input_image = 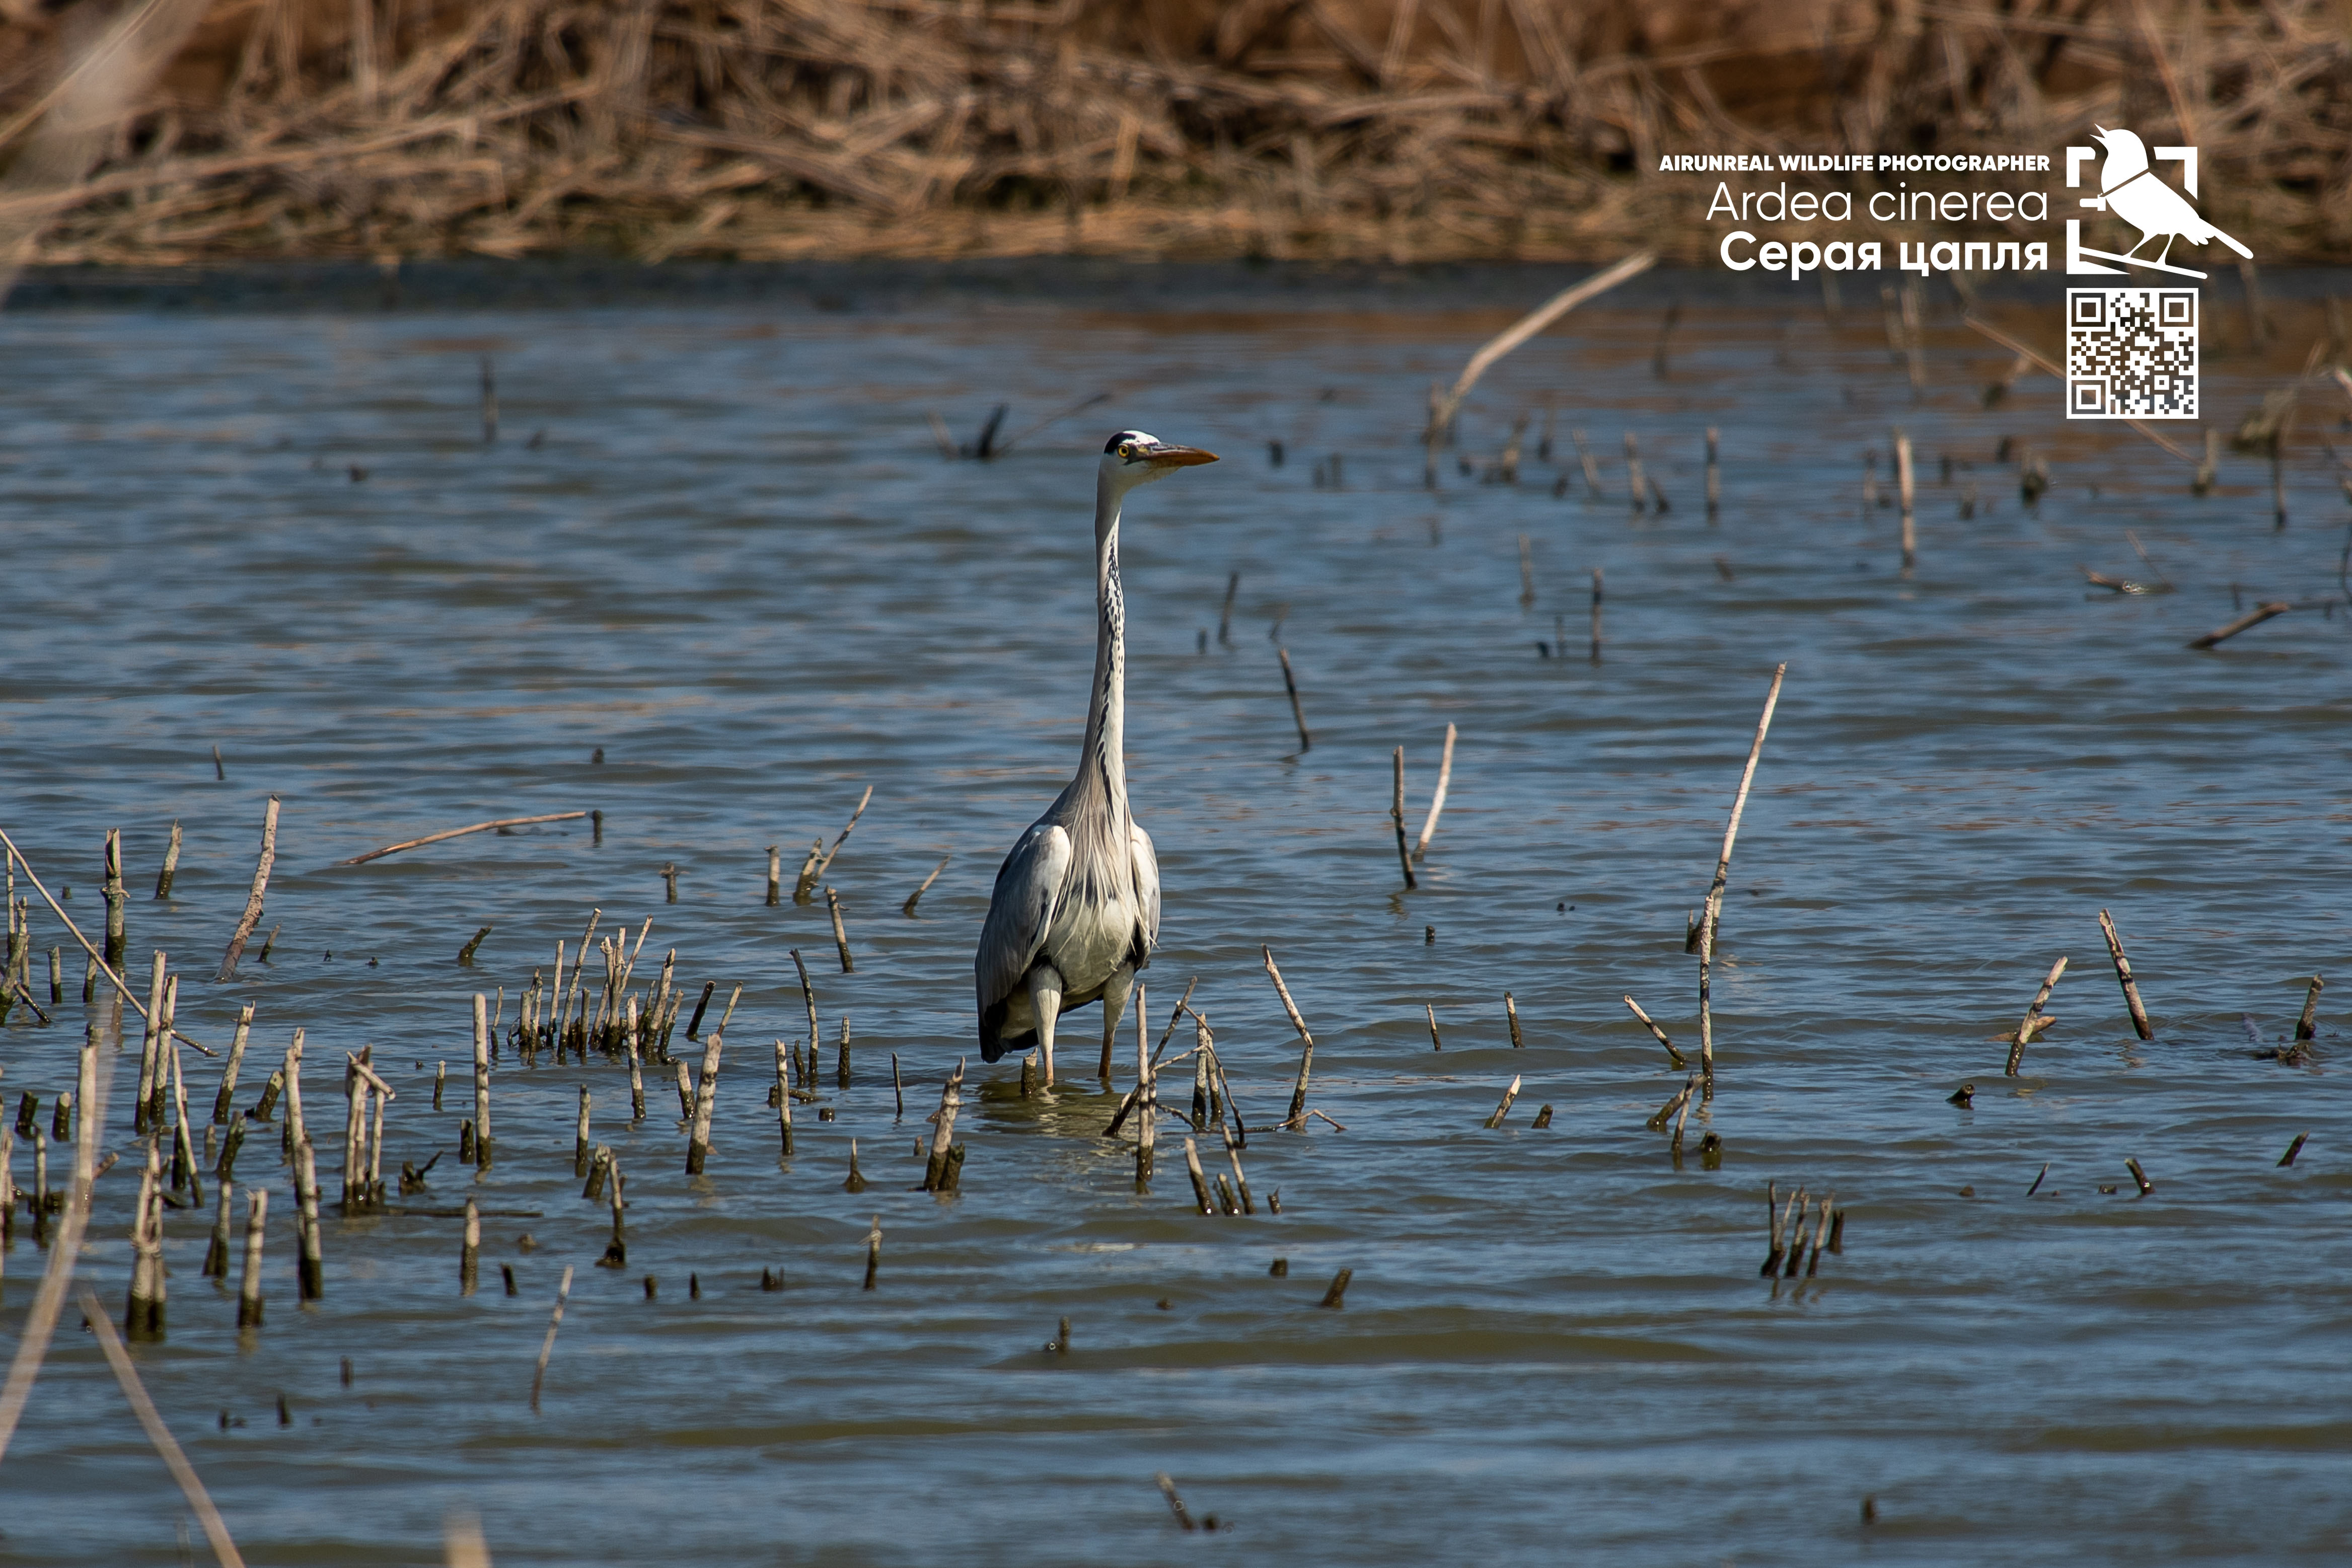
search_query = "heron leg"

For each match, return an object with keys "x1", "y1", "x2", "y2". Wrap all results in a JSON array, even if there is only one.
[
  {"x1": 2154, "y1": 232, "x2": 2176, "y2": 268},
  {"x1": 1097, "y1": 964, "x2": 1136, "y2": 1084},
  {"x1": 1027, "y1": 964, "x2": 1064, "y2": 1087}
]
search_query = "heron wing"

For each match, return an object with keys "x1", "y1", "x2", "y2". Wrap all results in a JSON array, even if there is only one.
[
  {"x1": 1129, "y1": 819, "x2": 1160, "y2": 967},
  {"x1": 975, "y1": 821, "x2": 1073, "y2": 1049}
]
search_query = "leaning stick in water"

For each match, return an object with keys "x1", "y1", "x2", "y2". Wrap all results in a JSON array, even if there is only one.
[
  {"x1": 2295, "y1": 975, "x2": 2324, "y2": 1042},
  {"x1": 529, "y1": 1265, "x2": 575, "y2": 1411},
  {"x1": 1423, "y1": 252, "x2": 1658, "y2": 485},
  {"x1": 1261, "y1": 952, "x2": 1319, "y2": 1130},
  {"x1": 825, "y1": 886, "x2": 855, "y2": 973},
  {"x1": 1697, "y1": 664, "x2": 1787, "y2": 1082},
  {"x1": 1484, "y1": 1074, "x2": 1522, "y2": 1129},
  {"x1": 903, "y1": 855, "x2": 950, "y2": 917},
  {"x1": 810, "y1": 786, "x2": 874, "y2": 885},
  {"x1": 1622, "y1": 995, "x2": 1688, "y2": 1069},
  {"x1": 0, "y1": 1016, "x2": 109, "y2": 1465},
  {"x1": 2187, "y1": 602, "x2": 2290, "y2": 649},
  {"x1": 2097, "y1": 910, "x2": 2155, "y2": 1040},
  {"x1": 2005, "y1": 957, "x2": 2068, "y2": 1076},
  {"x1": 1413, "y1": 724, "x2": 1456, "y2": 860},
  {"x1": 342, "y1": 811, "x2": 585, "y2": 866},
  {"x1": 1278, "y1": 648, "x2": 1312, "y2": 753},
  {"x1": 1390, "y1": 748, "x2": 1417, "y2": 890},
  {"x1": 76, "y1": 1288, "x2": 248, "y2": 1567},
  {"x1": 216, "y1": 796, "x2": 280, "y2": 980}
]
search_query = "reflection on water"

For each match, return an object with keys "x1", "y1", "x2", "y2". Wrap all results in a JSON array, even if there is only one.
[{"x1": 1, "y1": 271, "x2": 2348, "y2": 1565}]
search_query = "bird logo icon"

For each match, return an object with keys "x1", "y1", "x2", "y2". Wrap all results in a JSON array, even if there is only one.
[{"x1": 2069, "y1": 126, "x2": 2248, "y2": 278}]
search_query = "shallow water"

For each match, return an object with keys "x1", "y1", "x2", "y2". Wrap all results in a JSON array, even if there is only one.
[{"x1": 1, "y1": 268, "x2": 2349, "y2": 1566}]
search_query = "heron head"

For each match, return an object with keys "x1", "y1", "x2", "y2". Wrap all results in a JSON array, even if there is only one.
[{"x1": 1101, "y1": 428, "x2": 1219, "y2": 492}]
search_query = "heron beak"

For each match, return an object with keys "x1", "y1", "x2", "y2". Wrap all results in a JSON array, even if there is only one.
[{"x1": 1146, "y1": 445, "x2": 1219, "y2": 470}]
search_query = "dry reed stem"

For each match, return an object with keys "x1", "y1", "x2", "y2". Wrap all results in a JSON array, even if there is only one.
[
  {"x1": 342, "y1": 810, "x2": 586, "y2": 864},
  {"x1": 216, "y1": 795, "x2": 279, "y2": 979},
  {"x1": 1697, "y1": 663, "x2": 1786, "y2": 1081},
  {"x1": 74, "y1": 1288, "x2": 247, "y2": 1567},
  {"x1": 0, "y1": 1021, "x2": 108, "y2": 1465},
  {"x1": 1412, "y1": 723, "x2": 1455, "y2": 860}
]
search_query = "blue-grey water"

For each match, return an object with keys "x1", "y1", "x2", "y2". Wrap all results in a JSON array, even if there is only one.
[{"x1": 1, "y1": 268, "x2": 2348, "y2": 1565}]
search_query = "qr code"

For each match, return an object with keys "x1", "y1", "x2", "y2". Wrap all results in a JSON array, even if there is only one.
[{"x1": 2066, "y1": 288, "x2": 2197, "y2": 419}]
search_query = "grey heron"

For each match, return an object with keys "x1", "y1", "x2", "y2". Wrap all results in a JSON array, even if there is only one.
[{"x1": 975, "y1": 428, "x2": 1219, "y2": 1082}]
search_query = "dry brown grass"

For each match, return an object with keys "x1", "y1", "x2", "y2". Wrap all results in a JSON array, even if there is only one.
[{"x1": 0, "y1": 0, "x2": 2345, "y2": 266}]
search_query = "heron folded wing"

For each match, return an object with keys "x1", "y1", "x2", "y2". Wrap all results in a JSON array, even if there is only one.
[
  {"x1": 1129, "y1": 819, "x2": 1160, "y2": 968},
  {"x1": 975, "y1": 822, "x2": 1073, "y2": 1026}
]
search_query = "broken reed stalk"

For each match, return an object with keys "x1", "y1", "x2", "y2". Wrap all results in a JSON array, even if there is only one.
[
  {"x1": 1423, "y1": 253, "x2": 1658, "y2": 486},
  {"x1": 686, "y1": 1031, "x2": 723, "y2": 1175},
  {"x1": 237, "y1": 1188, "x2": 267, "y2": 1327},
  {"x1": 903, "y1": 855, "x2": 950, "y2": 917},
  {"x1": 294, "y1": 1138, "x2": 324, "y2": 1300},
  {"x1": 766, "y1": 845, "x2": 781, "y2": 907},
  {"x1": 789, "y1": 947, "x2": 819, "y2": 1055},
  {"x1": 2295, "y1": 975, "x2": 2324, "y2": 1042},
  {"x1": 471, "y1": 994, "x2": 493, "y2": 1167},
  {"x1": 153, "y1": 819, "x2": 180, "y2": 899},
  {"x1": 1484, "y1": 1074, "x2": 1522, "y2": 1129},
  {"x1": 1697, "y1": 663, "x2": 1788, "y2": 1082},
  {"x1": 2188, "y1": 602, "x2": 2291, "y2": 648},
  {"x1": 1277, "y1": 648, "x2": 1312, "y2": 753},
  {"x1": 2097, "y1": 910, "x2": 2155, "y2": 1040},
  {"x1": 1505, "y1": 991, "x2": 1523, "y2": 1048},
  {"x1": 1263, "y1": 949, "x2": 1316, "y2": 1130},
  {"x1": 1894, "y1": 429, "x2": 1916, "y2": 570},
  {"x1": 810, "y1": 785, "x2": 874, "y2": 888},
  {"x1": 529, "y1": 1265, "x2": 575, "y2": 1412},
  {"x1": 863, "y1": 1216, "x2": 882, "y2": 1289},
  {"x1": 1589, "y1": 568, "x2": 1604, "y2": 662},
  {"x1": 1705, "y1": 427, "x2": 1720, "y2": 521},
  {"x1": 2005, "y1": 957, "x2": 2068, "y2": 1076},
  {"x1": 216, "y1": 796, "x2": 279, "y2": 980},
  {"x1": 1424, "y1": 1003, "x2": 1442, "y2": 1052},
  {"x1": 825, "y1": 885, "x2": 854, "y2": 973},
  {"x1": 773, "y1": 1038, "x2": 793, "y2": 1156},
  {"x1": 1412, "y1": 723, "x2": 1456, "y2": 860},
  {"x1": 1389, "y1": 748, "x2": 1417, "y2": 890},
  {"x1": 921, "y1": 1059, "x2": 965, "y2": 1192},
  {"x1": 1622, "y1": 995, "x2": 1688, "y2": 1069},
  {"x1": 460, "y1": 1196, "x2": 479, "y2": 1296},
  {"x1": 341, "y1": 811, "x2": 587, "y2": 865},
  {"x1": 74, "y1": 1288, "x2": 248, "y2": 1567},
  {"x1": 211, "y1": 1005, "x2": 255, "y2": 1125},
  {"x1": 1181, "y1": 1137, "x2": 1216, "y2": 1215}
]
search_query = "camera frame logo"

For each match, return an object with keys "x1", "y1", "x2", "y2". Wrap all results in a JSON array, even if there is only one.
[{"x1": 2062, "y1": 126, "x2": 2245, "y2": 421}]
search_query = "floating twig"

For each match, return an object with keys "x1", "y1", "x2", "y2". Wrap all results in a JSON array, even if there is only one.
[{"x1": 342, "y1": 810, "x2": 585, "y2": 865}]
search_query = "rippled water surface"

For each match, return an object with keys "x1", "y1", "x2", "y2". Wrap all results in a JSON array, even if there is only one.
[{"x1": 2, "y1": 266, "x2": 2349, "y2": 1566}]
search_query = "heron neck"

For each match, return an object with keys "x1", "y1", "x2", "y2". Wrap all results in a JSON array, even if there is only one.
[{"x1": 1076, "y1": 476, "x2": 1128, "y2": 826}]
